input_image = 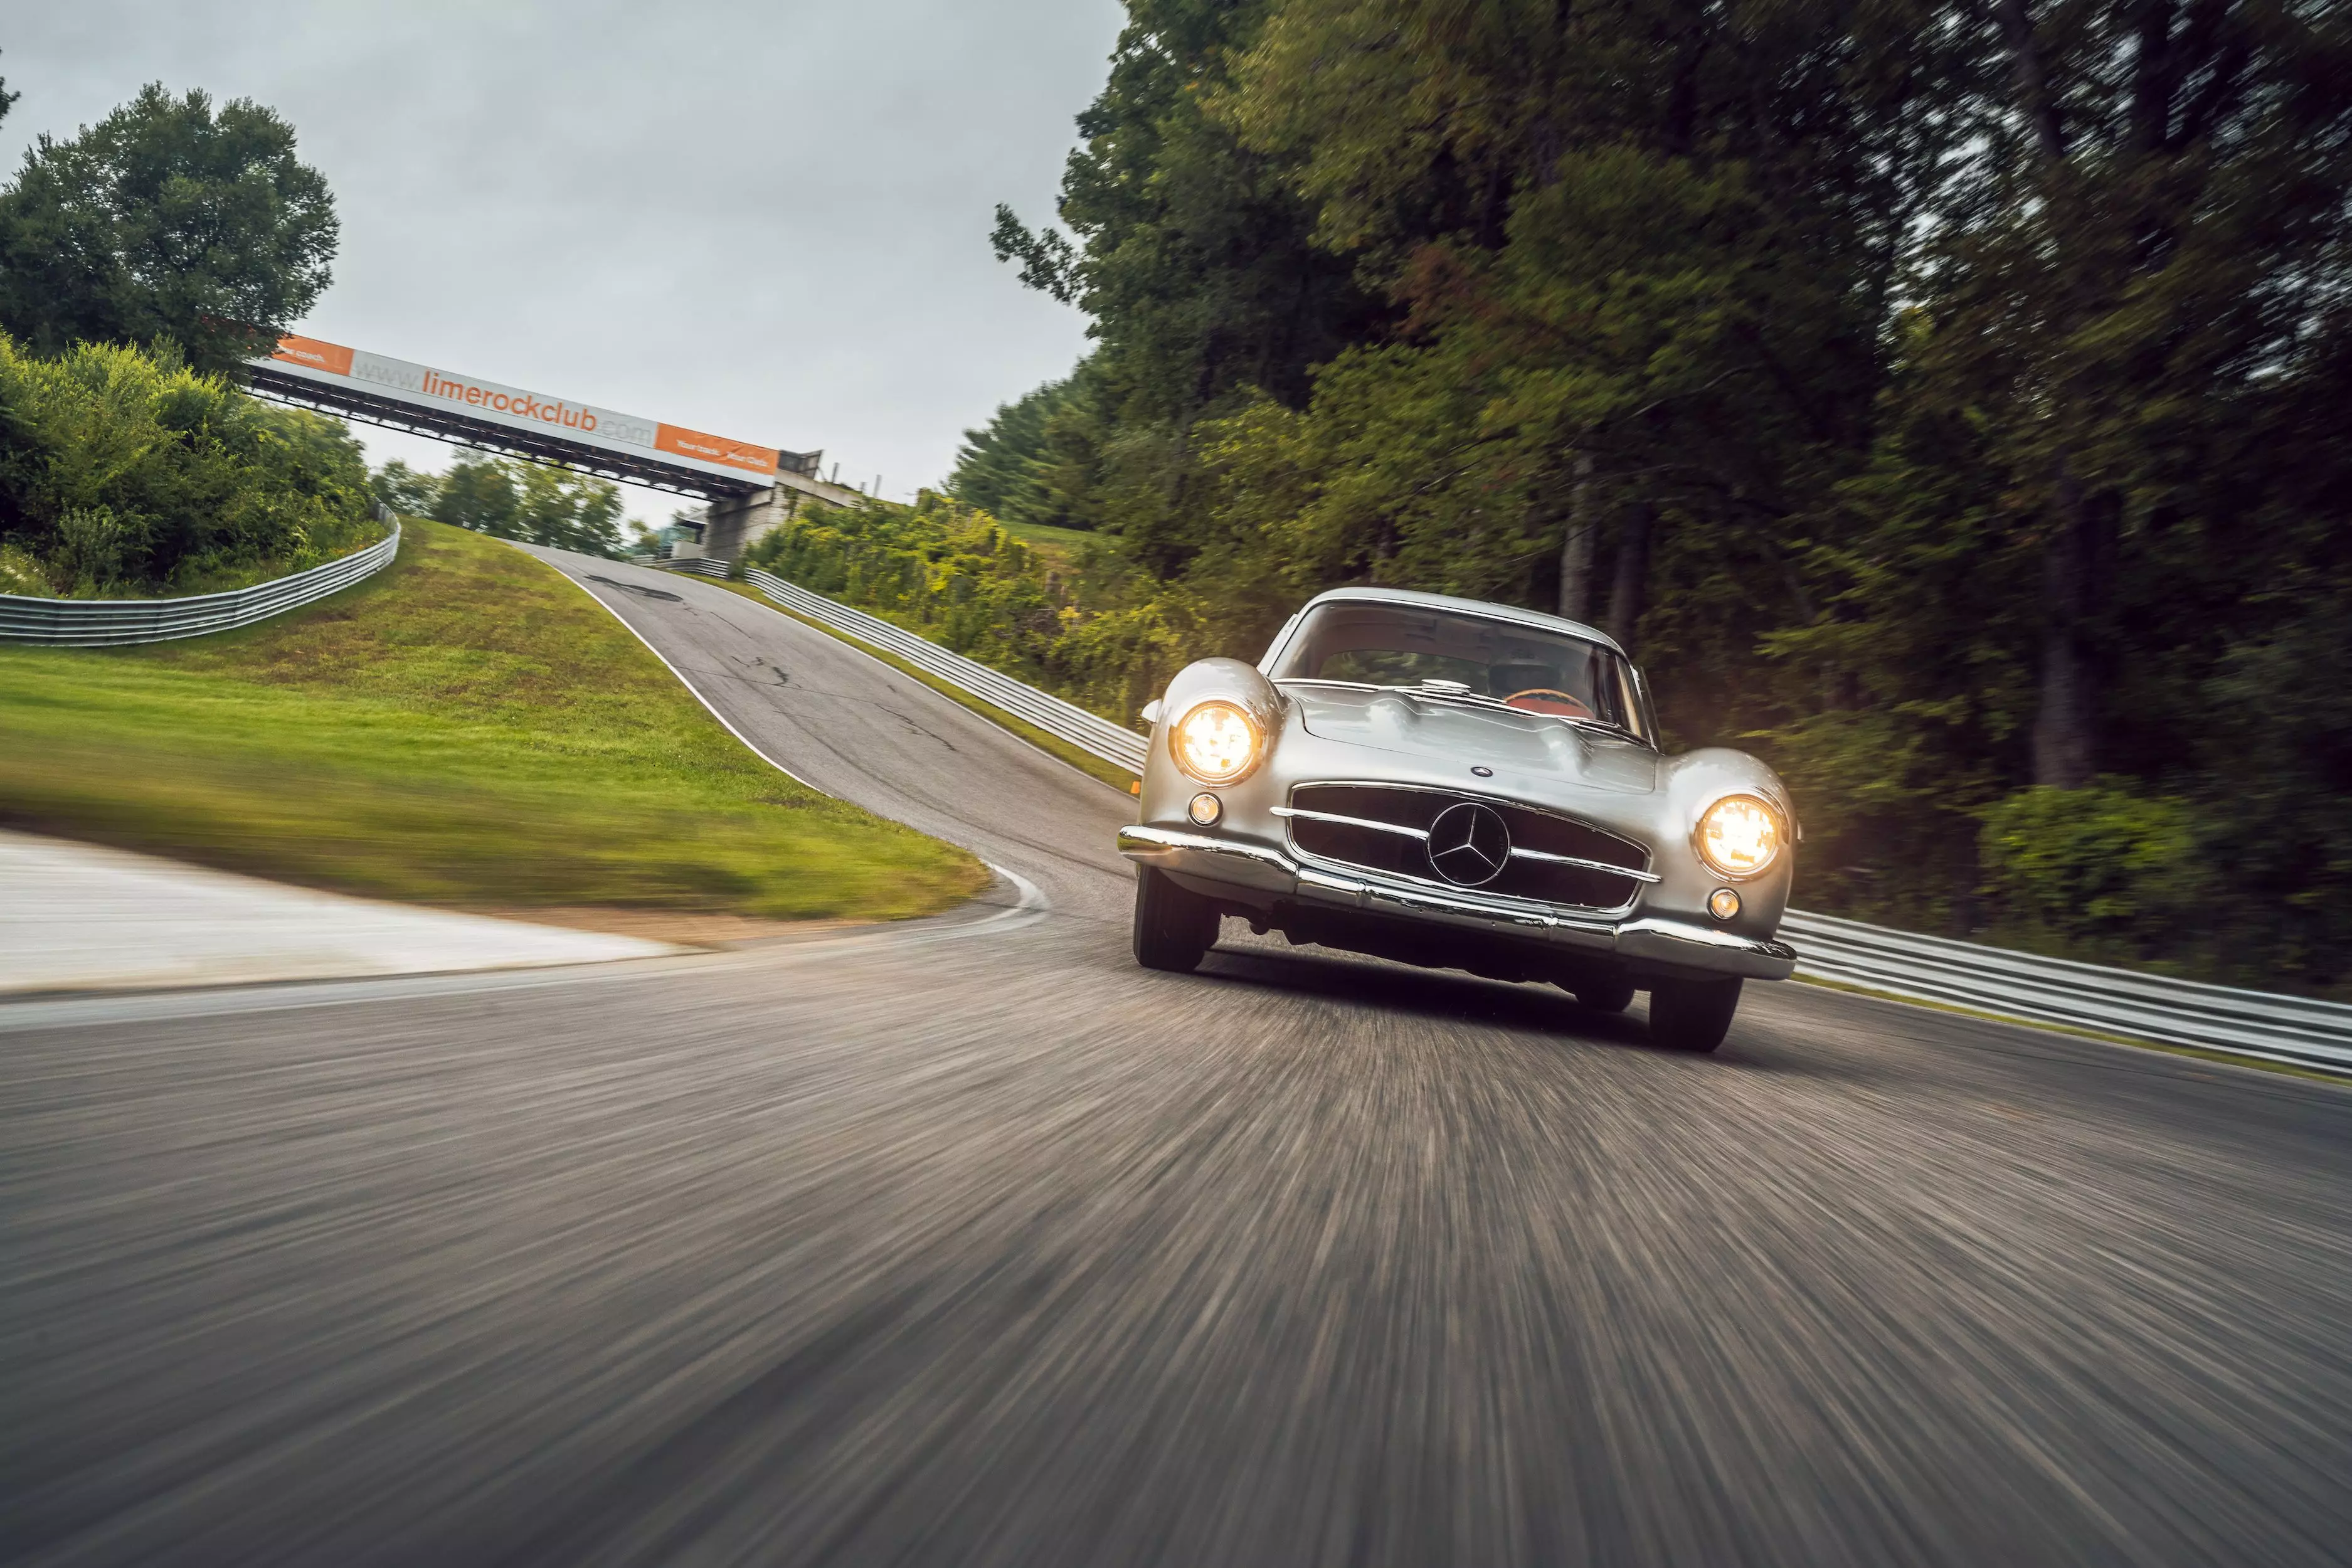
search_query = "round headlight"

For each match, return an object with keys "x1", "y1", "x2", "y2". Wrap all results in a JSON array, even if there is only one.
[
  {"x1": 1171, "y1": 700, "x2": 1260, "y2": 784},
  {"x1": 1695, "y1": 796, "x2": 1781, "y2": 879}
]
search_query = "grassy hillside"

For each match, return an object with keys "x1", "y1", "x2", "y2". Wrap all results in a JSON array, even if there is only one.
[{"x1": 0, "y1": 519, "x2": 986, "y2": 924}]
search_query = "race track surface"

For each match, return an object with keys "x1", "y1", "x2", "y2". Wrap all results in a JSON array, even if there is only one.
[{"x1": 4, "y1": 548, "x2": 2348, "y2": 1566}]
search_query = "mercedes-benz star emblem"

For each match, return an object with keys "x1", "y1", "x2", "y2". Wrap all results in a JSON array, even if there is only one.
[{"x1": 1426, "y1": 801, "x2": 1512, "y2": 887}]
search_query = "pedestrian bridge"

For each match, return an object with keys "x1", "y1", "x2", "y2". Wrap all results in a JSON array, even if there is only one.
[{"x1": 248, "y1": 335, "x2": 864, "y2": 556}]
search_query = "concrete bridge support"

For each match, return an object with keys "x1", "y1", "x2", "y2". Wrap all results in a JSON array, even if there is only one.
[{"x1": 702, "y1": 487, "x2": 799, "y2": 563}]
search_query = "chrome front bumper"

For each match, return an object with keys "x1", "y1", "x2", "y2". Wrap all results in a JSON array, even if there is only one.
[{"x1": 1118, "y1": 824, "x2": 1798, "y2": 982}]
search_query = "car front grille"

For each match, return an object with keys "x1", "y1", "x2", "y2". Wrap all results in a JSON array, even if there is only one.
[{"x1": 1282, "y1": 783, "x2": 1653, "y2": 911}]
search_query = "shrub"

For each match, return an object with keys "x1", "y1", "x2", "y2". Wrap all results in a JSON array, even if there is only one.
[
  {"x1": 1976, "y1": 780, "x2": 2208, "y2": 955},
  {"x1": 0, "y1": 332, "x2": 376, "y2": 595}
]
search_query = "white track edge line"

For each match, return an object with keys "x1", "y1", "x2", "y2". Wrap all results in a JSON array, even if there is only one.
[{"x1": 528, "y1": 548, "x2": 827, "y2": 795}]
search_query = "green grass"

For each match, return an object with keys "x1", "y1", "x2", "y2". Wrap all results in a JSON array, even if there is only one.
[
  {"x1": 695, "y1": 576, "x2": 1141, "y2": 795},
  {"x1": 996, "y1": 519, "x2": 1115, "y2": 568},
  {"x1": 0, "y1": 520, "x2": 987, "y2": 922}
]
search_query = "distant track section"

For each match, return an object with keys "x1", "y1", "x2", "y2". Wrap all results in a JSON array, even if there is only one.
[
  {"x1": 678, "y1": 556, "x2": 2352, "y2": 1075},
  {"x1": 670, "y1": 557, "x2": 1150, "y2": 773}
]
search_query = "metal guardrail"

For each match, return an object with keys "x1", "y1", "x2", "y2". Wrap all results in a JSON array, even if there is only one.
[
  {"x1": 684, "y1": 557, "x2": 2352, "y2": 1073},
  {"x1": 0, "y1": 520, "x2": 401, "y2": 648},
  {"x1": 1781, "y1": 911, "x2": 2352, "y2": 1073}
]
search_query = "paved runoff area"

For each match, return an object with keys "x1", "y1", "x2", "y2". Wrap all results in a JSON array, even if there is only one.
[{"x1": 0, "y1": 828, "x2": 675, "y2": 996}]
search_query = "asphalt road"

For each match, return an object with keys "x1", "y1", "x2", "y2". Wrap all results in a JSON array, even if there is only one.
[{"x1": 4, "y1": 548, "x2": 2348, "y2": 1567}]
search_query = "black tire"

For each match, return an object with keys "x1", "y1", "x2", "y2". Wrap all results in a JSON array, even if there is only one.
[
  {"x1": 1647, "y1": 977, "x2": 1742, "y2": 1053},
  {"x1": 1572, "y1": 976, "x2": 1636, "y2": 1014},
  {"x1": 1132, "y1": 866, "x2": 1219, "y2": 972}
]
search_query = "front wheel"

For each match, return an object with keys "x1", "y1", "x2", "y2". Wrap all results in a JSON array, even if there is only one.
[
  {"x1": 1132, "y1": 866, "x2": 1219, "y2": 972},
  {"x1": 1572, "y1": 976, "x2": 1636, "y2": 1014},
  {"x1": 1647, "y1": 977, "x2": 1742, "y2": 1053}
]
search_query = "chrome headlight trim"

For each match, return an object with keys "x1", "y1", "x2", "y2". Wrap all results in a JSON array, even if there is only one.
[
  {"x1": 1691, "y1": 793, "x2": 1786, "y2": 881},
  {"x1": 1168, "y1": 697, "x2": 1266, "y2": 785}
]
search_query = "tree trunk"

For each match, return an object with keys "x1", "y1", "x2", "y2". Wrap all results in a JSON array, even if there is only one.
[
  {"x1": 1556, "y1": 452, "x2": 1597, "y2": 623},
  {"x1": 2031, "y1": 474, "x2": 2113, "y2": 788},
  {"x1": 1606, "y1": 501, "x2": 1652, "y2": 653}
]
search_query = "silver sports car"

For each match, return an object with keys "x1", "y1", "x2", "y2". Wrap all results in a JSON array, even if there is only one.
[{"x1": 1116, "y1": 586, "x2": 1799, "y2": 1052}]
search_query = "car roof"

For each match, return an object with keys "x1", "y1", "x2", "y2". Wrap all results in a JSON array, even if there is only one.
[{"x1": 1296, "y1": 586, "x2": 1627, "y2": 657}]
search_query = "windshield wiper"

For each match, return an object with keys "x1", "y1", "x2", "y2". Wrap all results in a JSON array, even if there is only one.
[{"x1": 1409, "y1": 684, "x2": 1649, "y2": 743}]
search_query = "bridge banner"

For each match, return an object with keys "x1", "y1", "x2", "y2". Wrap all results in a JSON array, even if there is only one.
[{"x1": 259, "y1": 336, "x2": 783, "y2": 483}]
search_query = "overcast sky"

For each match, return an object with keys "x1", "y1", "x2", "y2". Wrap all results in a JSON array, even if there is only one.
[{"x1": 1, "y1": 0, "x2": 1118, "y2": 526}]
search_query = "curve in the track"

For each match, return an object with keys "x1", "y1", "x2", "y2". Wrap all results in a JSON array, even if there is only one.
[{"x1": 2, "y1": 544, "x2": 2345, "y2": 1567}]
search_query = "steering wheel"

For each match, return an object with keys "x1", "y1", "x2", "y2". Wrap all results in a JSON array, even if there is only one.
[{"x1": 1504, "y1": 687, "x2": 1594, "y2": 718}]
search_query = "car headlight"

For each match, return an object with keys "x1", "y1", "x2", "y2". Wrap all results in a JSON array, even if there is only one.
[
  {"x1": 1695, "y1": 795, "x2": 1781, "y2": 879},
  {"x1": 1171, "y1": 699, "x2": 1261, "y2": 784}
]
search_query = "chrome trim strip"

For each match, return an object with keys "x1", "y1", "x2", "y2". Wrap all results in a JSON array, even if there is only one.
[
  {"x1": 1288, "y1": 780, "x2": 1653, "y2": 876},
  {"x1": 1297, "y1": 867, "x2": 1365, "y2": 902},
  {"x1": 1117, "y1": 825, "x2": 1298, "y2": 875},
  {"x1": 1291, "y1": 844, "x2": 1640, "y2": 919},
  {"x1": 1286, "y1": 842, "x2": 1634, "y2": 916},
  {"x1": 1616, "y1": 918, "x2": 1798, "y2": 963},
  {"x1": 1506, "y1": 845, "x2": 1662, "y2": 882},
  {"x1": 1269, "y1": 805, "x2": 1431, "y2": 840},
  {"x1": 1362, "y1": 881, "x2": 1556, "y2": 928}
]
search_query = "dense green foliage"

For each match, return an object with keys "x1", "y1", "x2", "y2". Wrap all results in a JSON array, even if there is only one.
[
  {"x1": 0, "y1": 332, "x2": 379, "y2": 596},
  {"x1": 373, "y1": 453, "x2": 628, "y2": 558},
  {"x1": 0, "y1": 83, "x2": 337, "y2": 375},
  {"x1": 747, "y1": 494, "x2": 1214, "y2": 728},
  {"x1": 930, "y1": 0, "x2": 2352, "y2": 990},
  {"x1": 0, "y1": 520, "x2": 985, "y2": 923},
  {"x1": 948, "y1": 378, "x2": 1095, "y2": 531}
]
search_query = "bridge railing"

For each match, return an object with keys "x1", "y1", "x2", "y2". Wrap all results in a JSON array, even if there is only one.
[
  {"x1": 0, "y1": 520, "x2": 401, "y2": 649},
  {"x1": 674, "y1": 556, "x2": 2352, "y2": 1074}
]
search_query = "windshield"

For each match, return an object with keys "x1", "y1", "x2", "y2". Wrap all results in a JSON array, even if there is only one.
[{"x1": 1267, "y1": 600, "x2": 1651, "y2": 741}]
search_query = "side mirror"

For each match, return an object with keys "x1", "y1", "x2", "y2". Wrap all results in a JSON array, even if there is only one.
[{"x1": 1140, "y1": 699, "x2": 1164, "y2": 726}]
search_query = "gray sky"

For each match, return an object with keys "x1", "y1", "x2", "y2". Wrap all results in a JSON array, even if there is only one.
[{"x1": 1, "y1": 0, "x2": 1116, "y2": 527}]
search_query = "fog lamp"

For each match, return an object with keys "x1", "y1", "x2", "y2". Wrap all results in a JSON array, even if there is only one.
[
  {"x1": 1708, "y1": 887, "x2": 1742, "y2": 921},
  {"x1": 1189, "y1": 792, "x2": 1223, "y2": 827},
  {"x1": 1695, "y1": 795, "x2": 1781, "y2": 879},
  {"x1": 1172, "y1": 700, "x2": 1261, "y2": 784}
]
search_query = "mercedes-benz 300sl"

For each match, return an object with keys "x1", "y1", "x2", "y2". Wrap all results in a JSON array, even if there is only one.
[{"x1": 1117, "y1": 588, "x2": 1799, "y2": 1052}]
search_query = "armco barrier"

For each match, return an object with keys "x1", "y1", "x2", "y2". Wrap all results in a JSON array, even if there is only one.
[
  {"x1": 0, "y1": 521, "x2": 401, "y2": 648},
  {"x1": 1781, "y1": 910, "x2": 2352, "y2": 1073},
  {"x1": 679, "y1": 557, "x2": 2352, "y2": 1073}
]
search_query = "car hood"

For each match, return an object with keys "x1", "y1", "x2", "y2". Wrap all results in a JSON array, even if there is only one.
[{"x1": 1287, "y1": 686, "x2": 1658, "y2": 795}]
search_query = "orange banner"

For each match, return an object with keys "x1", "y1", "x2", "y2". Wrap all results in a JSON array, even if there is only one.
[
  {"x1": 655, "y1": 423, "x2": 781, "y2": 478},
  {"x1": 260, "y1": 335, "x2": 783, "y2": 483},
  {"x1": 271, "y1": 334, "x2": 354, "y2": 376}
]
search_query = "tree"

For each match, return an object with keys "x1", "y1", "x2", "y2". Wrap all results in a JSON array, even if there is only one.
[
  {"x1": 1891, "y1": 0, "x2": 2352, "y2": 788},
  {"x1": 369, "y1": 459, "x2": 439, "y2": 519},
  {"x1": 985, "y1": 0, "x2": 1390, "y2": 572},
  {"x1": 946, "y1": 377, "x2": 1093, "y2": 526},
  {"x1": 1729, "y1": 0, "x2": 2352, "y2": 959},
  {"x1": 428, "y1": 453, "x2": 626, "y2": 558},
  {"x1": 0, "y1": 84, "x2": 337, "y2": 374},
  {"x1": 0, "y1": 332, "x2": 373, "y2": 593},
  {"x1": 930, "y1": 0, "x2": 2352, "y2": 984}
]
